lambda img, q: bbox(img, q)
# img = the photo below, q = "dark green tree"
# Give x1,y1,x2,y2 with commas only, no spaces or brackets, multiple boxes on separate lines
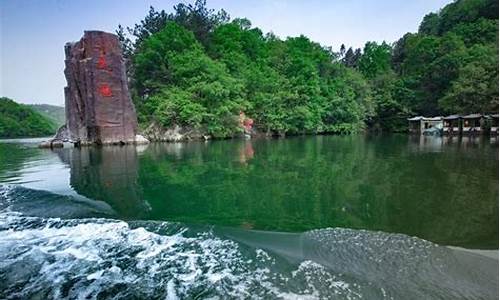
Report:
358,42,392,79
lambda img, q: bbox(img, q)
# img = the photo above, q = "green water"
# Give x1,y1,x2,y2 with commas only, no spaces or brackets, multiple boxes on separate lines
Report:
1,135,498,299
1,135,498,249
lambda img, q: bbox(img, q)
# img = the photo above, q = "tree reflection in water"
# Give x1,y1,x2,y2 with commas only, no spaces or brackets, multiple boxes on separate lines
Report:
47,135,498,249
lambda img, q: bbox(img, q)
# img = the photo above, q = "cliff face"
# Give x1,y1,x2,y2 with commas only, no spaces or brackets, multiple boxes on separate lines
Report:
64,31,139,145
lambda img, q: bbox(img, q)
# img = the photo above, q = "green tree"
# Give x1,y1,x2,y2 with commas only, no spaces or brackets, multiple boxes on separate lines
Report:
342,47,361,68
394,0,498,116
439,44,498,113
419,13,440,35
358,42,392,79
134,22,246,138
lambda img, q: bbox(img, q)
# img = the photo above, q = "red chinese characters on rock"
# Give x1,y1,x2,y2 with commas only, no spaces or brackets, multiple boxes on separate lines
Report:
97,48,113,97
99,84,113,97
97,55,107,69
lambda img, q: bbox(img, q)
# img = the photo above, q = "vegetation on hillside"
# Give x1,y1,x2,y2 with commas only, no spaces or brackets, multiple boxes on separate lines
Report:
384,0,499,130
0,97,57,138
28,104,65,127
118,0,498,135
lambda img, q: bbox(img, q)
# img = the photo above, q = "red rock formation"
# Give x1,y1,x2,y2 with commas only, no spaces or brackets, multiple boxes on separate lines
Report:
63,31,139,145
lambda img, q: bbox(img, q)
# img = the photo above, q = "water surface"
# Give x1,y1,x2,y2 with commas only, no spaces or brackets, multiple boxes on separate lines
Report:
0,135,498,299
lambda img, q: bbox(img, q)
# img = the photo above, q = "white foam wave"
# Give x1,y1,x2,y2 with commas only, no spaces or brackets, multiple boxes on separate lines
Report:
0,215,356,300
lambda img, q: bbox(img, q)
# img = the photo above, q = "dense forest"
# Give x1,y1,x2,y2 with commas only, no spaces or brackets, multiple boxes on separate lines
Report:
0,97,57,138
118,0,497,136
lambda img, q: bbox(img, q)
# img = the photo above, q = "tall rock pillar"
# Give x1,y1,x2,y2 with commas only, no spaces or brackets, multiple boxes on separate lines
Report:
64,30,140,145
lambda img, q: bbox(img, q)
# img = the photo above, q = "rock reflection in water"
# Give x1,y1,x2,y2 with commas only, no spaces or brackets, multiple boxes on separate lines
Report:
55,146,150,218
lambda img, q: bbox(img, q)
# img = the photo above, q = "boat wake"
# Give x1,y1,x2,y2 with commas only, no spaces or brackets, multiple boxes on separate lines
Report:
0,185,497,299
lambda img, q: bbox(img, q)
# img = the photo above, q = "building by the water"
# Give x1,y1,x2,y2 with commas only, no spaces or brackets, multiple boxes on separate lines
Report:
489,114,498,135
407,116,443,134
409,113,500,136
443,115,461,135
462,114,484,135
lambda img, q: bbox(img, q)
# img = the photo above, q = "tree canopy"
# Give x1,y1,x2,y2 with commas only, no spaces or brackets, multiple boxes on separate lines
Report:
119,0,498,135
391,0,498,118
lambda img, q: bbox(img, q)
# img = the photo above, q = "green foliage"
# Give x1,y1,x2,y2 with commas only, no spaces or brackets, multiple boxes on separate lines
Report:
387,0,498,121
341,47,362,68
124,0,498,135
130,16,371,137
133,21,203,96
117,0,228,56
0,97,57,138
439,44,499,113
449,18,498,46
437,0,498,34
419,13,441,35
134,22,246,138
368,73,412,132
358,42,392,79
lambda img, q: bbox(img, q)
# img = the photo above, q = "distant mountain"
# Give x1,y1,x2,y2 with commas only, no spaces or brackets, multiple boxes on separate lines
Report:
28,104,65,127
0,97,57,138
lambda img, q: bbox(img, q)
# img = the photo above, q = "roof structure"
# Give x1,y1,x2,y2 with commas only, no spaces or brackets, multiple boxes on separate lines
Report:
443,114,461,120
423,116,443,121
408,116,444,121
463,113,483,119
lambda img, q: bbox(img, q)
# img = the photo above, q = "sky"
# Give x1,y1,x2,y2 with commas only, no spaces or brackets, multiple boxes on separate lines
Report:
0,0,451,106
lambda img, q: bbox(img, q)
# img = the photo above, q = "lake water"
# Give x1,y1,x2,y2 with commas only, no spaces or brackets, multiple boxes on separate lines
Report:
0,135,498,299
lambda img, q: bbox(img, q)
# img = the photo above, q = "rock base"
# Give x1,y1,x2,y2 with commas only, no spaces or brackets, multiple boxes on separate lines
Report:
38,140,64,149
39,135,149,149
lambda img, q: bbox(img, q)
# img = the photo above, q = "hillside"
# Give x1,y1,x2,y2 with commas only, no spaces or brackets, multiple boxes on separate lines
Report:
28,104,65,127
0,97,57,138
118,0,498,135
